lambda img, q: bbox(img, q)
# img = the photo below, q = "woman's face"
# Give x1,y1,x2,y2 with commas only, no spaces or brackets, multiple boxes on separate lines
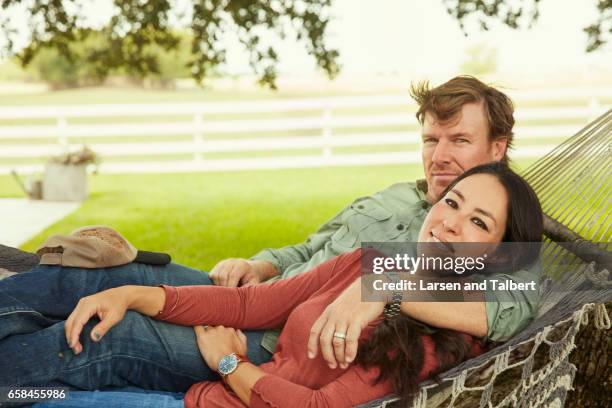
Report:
418,173,508,255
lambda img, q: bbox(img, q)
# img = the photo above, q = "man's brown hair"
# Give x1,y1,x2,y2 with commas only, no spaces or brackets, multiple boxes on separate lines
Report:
410,75,514,163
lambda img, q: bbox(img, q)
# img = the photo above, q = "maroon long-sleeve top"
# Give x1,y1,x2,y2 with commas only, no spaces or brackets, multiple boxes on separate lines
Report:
155,249,477,407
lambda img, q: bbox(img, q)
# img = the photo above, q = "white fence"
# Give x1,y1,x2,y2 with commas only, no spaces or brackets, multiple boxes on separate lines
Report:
0,88,610,174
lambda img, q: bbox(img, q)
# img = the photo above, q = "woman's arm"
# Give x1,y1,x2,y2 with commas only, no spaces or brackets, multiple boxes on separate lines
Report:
195,362,392,408
155,250,359,330
65,251,356,353
64,285,165,354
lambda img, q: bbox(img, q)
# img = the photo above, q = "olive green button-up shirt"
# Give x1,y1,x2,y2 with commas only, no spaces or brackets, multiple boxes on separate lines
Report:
251,180,540,353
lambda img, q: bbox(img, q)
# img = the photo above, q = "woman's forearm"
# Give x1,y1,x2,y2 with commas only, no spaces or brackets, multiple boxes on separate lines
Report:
225,362,266,406
122,285,166,317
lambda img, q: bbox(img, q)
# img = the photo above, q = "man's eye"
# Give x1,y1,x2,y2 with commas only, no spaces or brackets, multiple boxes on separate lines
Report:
444,198,458,209
456,138,469,144
423,138,438,144
472,217,489,231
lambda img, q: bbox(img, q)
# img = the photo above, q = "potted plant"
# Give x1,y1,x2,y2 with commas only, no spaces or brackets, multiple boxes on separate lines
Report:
43,146,99,201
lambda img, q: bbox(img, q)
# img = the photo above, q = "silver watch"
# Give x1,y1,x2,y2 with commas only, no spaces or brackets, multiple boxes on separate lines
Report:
217,353,245,377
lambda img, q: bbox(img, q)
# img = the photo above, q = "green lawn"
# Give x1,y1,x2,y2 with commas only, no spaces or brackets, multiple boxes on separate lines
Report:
4,165,410,269
3,160,536,271
15,165,423,270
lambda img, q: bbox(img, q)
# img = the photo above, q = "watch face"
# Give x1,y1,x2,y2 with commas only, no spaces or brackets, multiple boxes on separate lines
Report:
218,353,239,376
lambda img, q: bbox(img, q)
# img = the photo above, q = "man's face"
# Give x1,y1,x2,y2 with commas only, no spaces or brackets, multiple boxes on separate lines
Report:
421,103,507,202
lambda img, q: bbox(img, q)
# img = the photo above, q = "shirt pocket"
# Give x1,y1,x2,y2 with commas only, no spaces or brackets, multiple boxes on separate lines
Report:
332,198,396,249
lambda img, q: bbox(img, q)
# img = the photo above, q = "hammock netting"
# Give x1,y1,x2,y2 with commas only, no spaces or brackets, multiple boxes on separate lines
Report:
0,109,610,407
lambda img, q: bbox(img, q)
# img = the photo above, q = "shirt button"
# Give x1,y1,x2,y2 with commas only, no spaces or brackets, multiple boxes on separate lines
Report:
357,204,365,209
396,224,405,231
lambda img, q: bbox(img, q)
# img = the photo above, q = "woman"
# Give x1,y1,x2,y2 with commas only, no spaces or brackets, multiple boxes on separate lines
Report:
39,162,543,407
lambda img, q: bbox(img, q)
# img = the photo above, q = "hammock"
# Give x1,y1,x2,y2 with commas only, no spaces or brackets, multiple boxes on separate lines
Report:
1,110,610,407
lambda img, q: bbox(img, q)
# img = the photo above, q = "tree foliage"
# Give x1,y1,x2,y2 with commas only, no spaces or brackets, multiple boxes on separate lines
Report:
0,1,608,89
25,29,193,89
461,43,497,76
443,0,611,53
0,0,340,89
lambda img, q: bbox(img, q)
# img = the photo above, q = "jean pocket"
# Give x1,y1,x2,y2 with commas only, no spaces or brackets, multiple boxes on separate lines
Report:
0,309,60,340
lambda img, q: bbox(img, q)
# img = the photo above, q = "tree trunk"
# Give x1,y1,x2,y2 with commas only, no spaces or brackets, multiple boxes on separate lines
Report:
565,303,611,408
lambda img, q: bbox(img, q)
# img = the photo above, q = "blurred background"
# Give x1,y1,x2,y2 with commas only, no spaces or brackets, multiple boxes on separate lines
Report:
0,0,610,269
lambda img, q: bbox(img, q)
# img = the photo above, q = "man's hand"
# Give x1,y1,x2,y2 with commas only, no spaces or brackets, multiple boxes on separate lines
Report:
64,287,130,355
194,325,248,370
307,278,385,369
209,258,278,287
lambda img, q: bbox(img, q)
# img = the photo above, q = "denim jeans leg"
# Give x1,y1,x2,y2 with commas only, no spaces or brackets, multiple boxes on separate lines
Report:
1,261,274,391
0,290,61,340
1,310,273,391
0,262,211,339
31,389,185,408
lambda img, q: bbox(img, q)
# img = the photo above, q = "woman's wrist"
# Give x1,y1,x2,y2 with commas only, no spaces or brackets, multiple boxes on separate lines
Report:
210,346,243,370
124,285,166,316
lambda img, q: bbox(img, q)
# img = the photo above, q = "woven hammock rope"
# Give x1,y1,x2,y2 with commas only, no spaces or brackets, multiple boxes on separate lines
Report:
0,111,609,408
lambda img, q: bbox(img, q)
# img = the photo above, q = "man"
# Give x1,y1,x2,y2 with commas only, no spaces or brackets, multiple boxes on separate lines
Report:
0,76,538,392
217,76,535,369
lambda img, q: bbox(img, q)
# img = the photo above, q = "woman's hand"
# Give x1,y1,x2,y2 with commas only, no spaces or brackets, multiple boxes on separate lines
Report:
64,287,131,355
307,277,385,369
194,325,248,371
64,285,165,355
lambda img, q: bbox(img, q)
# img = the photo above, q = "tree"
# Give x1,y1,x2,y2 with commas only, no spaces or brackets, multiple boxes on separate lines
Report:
442,0,611,52
26,30,111,89
0,1,609,88
460,43,498,76
0,0,340,89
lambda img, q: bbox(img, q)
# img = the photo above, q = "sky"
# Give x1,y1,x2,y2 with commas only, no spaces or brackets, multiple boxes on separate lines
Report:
2,0,610,82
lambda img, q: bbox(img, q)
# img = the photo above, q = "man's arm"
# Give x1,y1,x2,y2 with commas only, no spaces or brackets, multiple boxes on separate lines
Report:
399,300,487,338
249,206,347,278
210,205,349,286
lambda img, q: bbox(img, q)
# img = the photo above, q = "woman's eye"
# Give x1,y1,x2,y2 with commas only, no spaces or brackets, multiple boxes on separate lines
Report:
472,218,489,231
444,198,458,209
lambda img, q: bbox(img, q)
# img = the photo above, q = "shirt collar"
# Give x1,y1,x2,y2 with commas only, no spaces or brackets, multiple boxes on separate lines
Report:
415,179,430,203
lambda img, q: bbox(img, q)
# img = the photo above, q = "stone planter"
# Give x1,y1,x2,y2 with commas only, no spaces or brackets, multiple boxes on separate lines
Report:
43,163,88,201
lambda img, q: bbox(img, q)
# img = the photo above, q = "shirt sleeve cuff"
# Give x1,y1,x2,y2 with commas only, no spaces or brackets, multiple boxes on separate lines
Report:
154,285,180,320
250,375,282,408
249,250,284,275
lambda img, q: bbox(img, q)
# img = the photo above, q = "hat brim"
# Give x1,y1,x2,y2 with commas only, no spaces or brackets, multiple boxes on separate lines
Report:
134,250,171,265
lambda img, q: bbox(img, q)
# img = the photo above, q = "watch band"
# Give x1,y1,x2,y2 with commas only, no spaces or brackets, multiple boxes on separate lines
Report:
384,290,402,320
384,272,403,320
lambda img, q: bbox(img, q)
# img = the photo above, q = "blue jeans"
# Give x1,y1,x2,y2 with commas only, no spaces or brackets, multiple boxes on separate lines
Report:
0,262,273,392
33,388,184,408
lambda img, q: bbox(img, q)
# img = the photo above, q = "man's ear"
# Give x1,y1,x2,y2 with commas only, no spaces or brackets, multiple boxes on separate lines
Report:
491,137,508,161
